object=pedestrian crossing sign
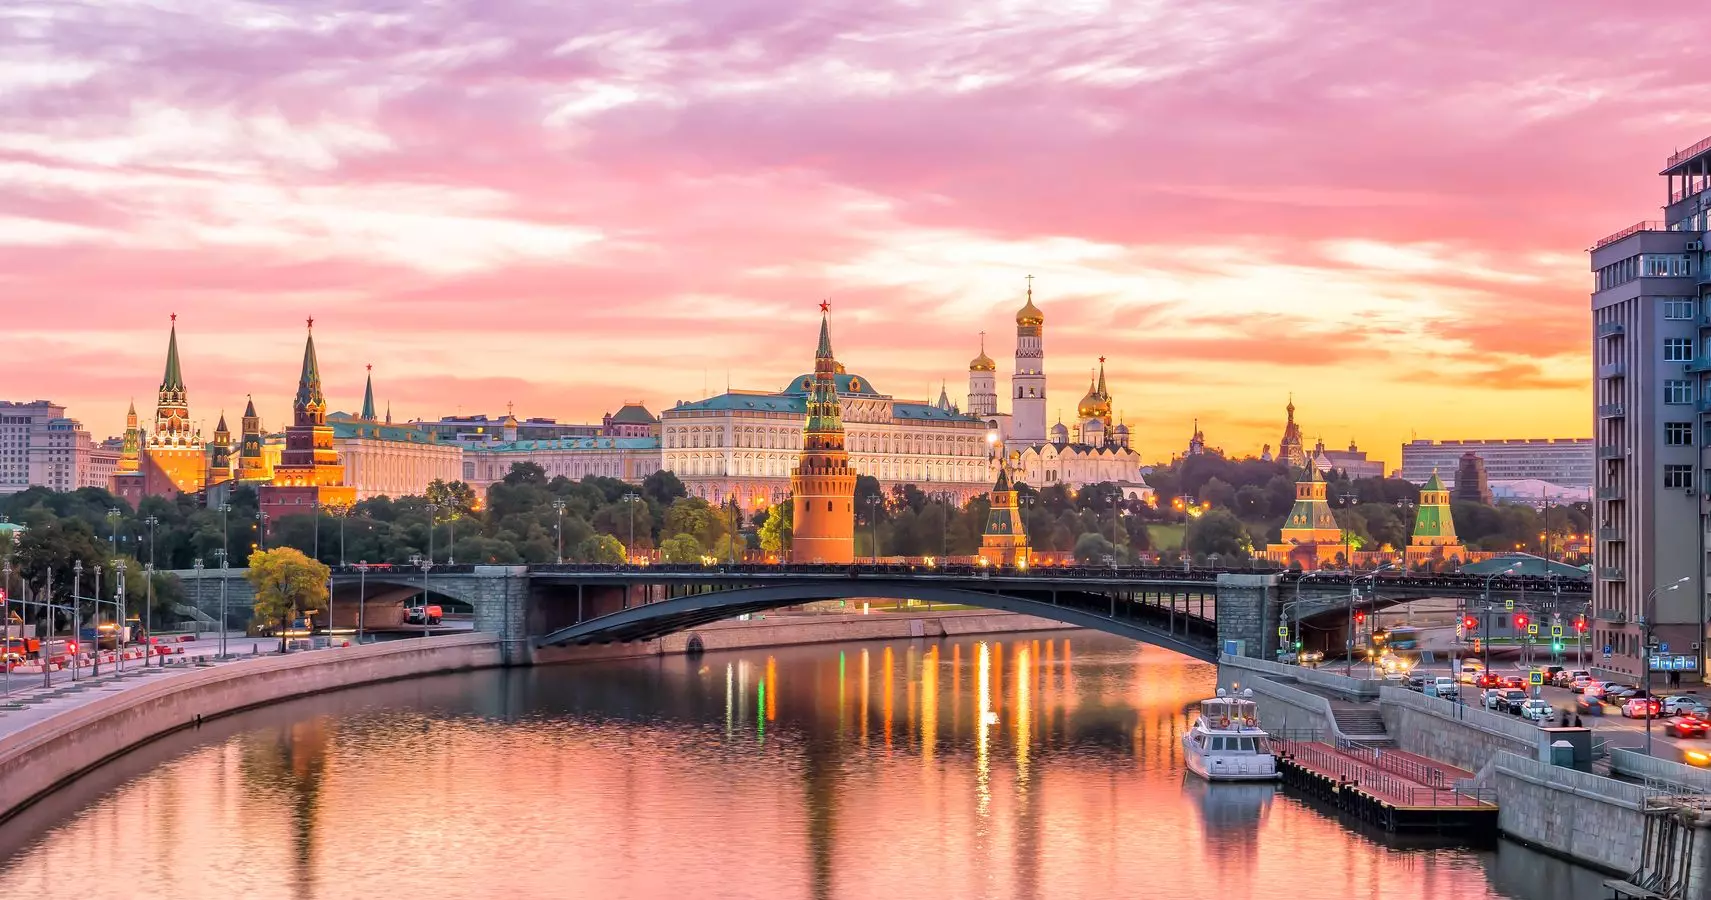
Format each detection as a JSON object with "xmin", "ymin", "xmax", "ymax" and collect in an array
[
  {"xmin": 1550, "ymin": 624, "xmax": 1562, "ymax": 638},
  {"xmin": 1505, "ymin": 598, "xmax": 1514, "ymax": 611},
  {"xmin": 1527, "ymin": 624, "xmax": 1539, "ymax": 635}
]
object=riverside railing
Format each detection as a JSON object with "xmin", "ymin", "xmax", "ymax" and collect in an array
[{"xmin": 1277, "ymin": 738, "xmax": 1494, "ymax": 807}]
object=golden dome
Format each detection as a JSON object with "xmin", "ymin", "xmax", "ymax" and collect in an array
[
  {"xmin": 1016, "ymin": 294, "xmax": 1044, "ymax": 327},
  {"xmin": 970, "ymin": 350, "xmax": 996, "ymax": 372},
  {"xmin": 1077, "ymin": 382, "xmax": 1110, "ymax": 420}
]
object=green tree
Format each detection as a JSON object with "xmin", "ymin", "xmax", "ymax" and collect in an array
[
  {"xmin": 663, "ymin": 498, "xmax": 729, "ymax": 550},
  {"xmin": 1185, "ymin": 509, "xmax": 1253, "ymax": 558},
  {"xmin": 425, "ymin": 479, "xmax": 478, "ymax": 517},
  {"xmin": 574, "ymin": 534, "xmax": 625, "ymax": 564},
  {"xmin": 759, "ymin": 502, "xmax": 793, "ymax": 555},
  {"xmin": 710, "ymin": 533, "xmax": 745, "ymax": 564},
  {"xmin": 658, "ymin": 533, "xmax": 704, "ymax": 564},
  {"xmin": 641, "ymin": 470, "xmax": 687, "ymax": 507},
  {"xmin": 244, "ymin": 547, "xmax": 330, "ymax": 651},
  {"xmin": 1073, "ymin": 532, "xmax": 1116, "ymax": 563},
  {"xmin": 502, "ymin": 462, "xmax": 549, "ymax": 487}
]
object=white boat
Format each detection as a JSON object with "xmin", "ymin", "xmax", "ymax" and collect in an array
[{"xmin": 1182, "ymin": 688, "xmax": 1279, "ymax": 782}]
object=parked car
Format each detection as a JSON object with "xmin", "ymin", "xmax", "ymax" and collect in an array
[
  {"xmin": 1520, "ymin": 699, "xmax": 1555, "ymax": 721},
  {"xmin": 1405, "ymin": 674, "xmax": 1426, "ymax": 692},
  {"xmin": 1559, "ymin": 669, "xmax": 1591, "ymax": 688},
  {"xmin": 1433, "ymin": 677, "xmax": 1460, "ymax": 700},
  {"xmin": 1622, "ymin": 697, "xmax": 1662, "ymax": 719},
  {"xmin": 1571, "ymin": 676, "xmax": 1596, "ymax": 694},
  {"xmin": 1483, "ymin": 688, "xmax": 1507, "ymax": 710},
  {"xmin": 1501, "ymin": 689, "xmax": 1529, "ymax": 714},
  {"xmin": 1668, "ymin": 716, "xmax": 1710, "ymax": 739}
]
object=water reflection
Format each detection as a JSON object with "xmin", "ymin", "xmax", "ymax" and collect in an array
[{"xmin": 0, "ymin": 632, "xmax": 1606, "ymax": 900}]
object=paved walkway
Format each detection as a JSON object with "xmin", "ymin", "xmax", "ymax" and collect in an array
[{"xmin": 0, "ymin": 637, "xmax": 275, "ymax": 741}]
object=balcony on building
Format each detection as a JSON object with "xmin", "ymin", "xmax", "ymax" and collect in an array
[
  {"xmin": 1597, "ymin": 403, "xmax": 1626, "ymax": 418},
  {"xmin": 1597, "ymin": 526, "xmax": 1624, "ymax": 542},
  {"xmin": 1596, "ymin": 606, "xmax": 1629, "ymax": 623},
  {"xmin": 1689, "ymin": 358, "xmax": 1711, "ymax": 375},
  {"xmin": 1596, "ymin": 321, "xmax": 1626, "ymax": 338},
  {"xmin": 1697, "ymin": 398, "xmax": 1711, "ymax": 416},
  {"xmin": 1598, "ymin": 445, "xmax": 1625, "ymax": 460},
  {"xmin": 1597, "ymin": 484, "xmax": 1623, "ymax": 501},
  {"xmin": 1598, "ymin": 567, "xmax": 1626, "ymax": 581},
  {"xmin": 1597, "ymin": 362, "xmax": 1627, "ymax": 379}
]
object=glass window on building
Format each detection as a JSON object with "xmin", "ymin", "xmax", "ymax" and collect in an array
[
  {"xmin": 1643, "ymin": 254, "xmax": 1697, "ymax": 278},
  {"xmin": 1665, "ymin": 380, "xmax": 1694, "ymax": 404},
  {"xmin": 1664, "ymin": 464, "xmax": 1694, "ymax": 490},
  {"xmin": 1666, "ymin": 338, "xmax": 1695, "ymax": 361},
  {"xmin": 1667, "ymin": 422, "xmax": 1694, "ymax": 445},
  {"xmin": 1663, "ymin": 298, "xmax": 1696, "ymax": 318}
]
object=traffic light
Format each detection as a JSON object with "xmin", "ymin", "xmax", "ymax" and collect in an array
[
  {"xmin": 1355, "ymin": 611, "xmax": 1366, "ymax": 625},
  {"xmin": 1514, "ymin": 614, "xmax": 1530, "ymax": 630},
  {"xmin": 1552, "ymin": 641, "xmax": 1565, "ymax": 653},
  {"xmin": 1294, "ymin": 641, "xmax": 1303, "ymax": 650},
  {"xmin": 1574, "ymin": 617, "xmax": 1587, "ymax": 633},
  {"xmin": 1463, "ymin": 615, "xmax": 1478, "ymax": 631}
]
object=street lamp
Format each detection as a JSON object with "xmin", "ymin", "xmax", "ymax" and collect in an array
[
  {"xmin": 112, "ymin": 560, "xmax": 126, "ymax": 674},
  {"xmin": 213, "ymin": 550, "xmax": 229, "ymax": 659},
  {"xmin": 353, "ymin": 560, "xmax": 369, "ymax": 644},
  {"xmin": 91, "ymin": 564, "xmax": 102, "ymax": 677},
  {"xmin": 622, "ymin": 493, "xmax": 642, "ymax": 564},
  {"xmin": 143, "ymin": 514, "xmax": 158, "ymax": 666},
  {"xmin": 1642, "ymin": 576, "xmax": 1691, "ymax": 756},
  {"xmin": 552, "ymin": 499, "xmax": 567, "ymax": 564},
  {"xmin": 411, "ymin": 552, "xmax": 431, "ymax": 640},
  {"xmin": 256, "ymin": 509, "xmax": 268, "ymax": 551},
  {"xmin": 106, "ymin": 508, "xmax": 121, "ymax": 553},
  {"xmin": 1481, "ymin": 563, "xmax": 1522, "ymax": 673},
  {"xmin": 72, "ymin": 560, "xmax": 83, "ymax": 682},
  {"xmin": 864, "ymin": 496, "xmax": 882, "ymax": 564},
  {"xmin": 1347, "ymin": 563, "xmax": 1394, "ymax": 676}
]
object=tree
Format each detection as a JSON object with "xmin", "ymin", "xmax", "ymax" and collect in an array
[
  {"xmin": 663, "ymin": 498, "xmax": 729, "ymax": 550},
  {"xmin": 711, "ymin": 533, "xmax": 745, "ymax": 564},
  {"xmin": 641, "ymin": 470, "xmax": 687, "ymax": 507},
  {"xmin": 658, "ymin": 533, "xmax": 703, "ymax": 564},
  {"xmin": 759, "ymin": 502, "xmax": 793, "ymax": 555},
  {"xmin": 425, "ymin": 479, "xmax": 478, "ymax": 517},
  {"xmin": 245, "ymin": 547, "xmax": 330, "ymax": 651},
  {"xmin": 502, "ymin": 462, "xmax": 548, "ymax": 486},
  {"xmin": 1185, "ymin": 509, "xmax": 1252, "ymax": 558},
  {"xmin": 574, "ymin": 534, "xmax": 625, "ymax": 564},
  {"xmin": 1073, "ymin": 532, "xmax": 1116, "ymax": 564}
]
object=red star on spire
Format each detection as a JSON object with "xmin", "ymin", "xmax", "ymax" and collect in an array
[
  {"xmin": 819, "ymin": 299, "xmax": 830, "ymax": 314},
  {"xmin": 307, "ymin": 316, "xmax": 314, "ymax": 330},
  {"xmin": 170, "ymin": 312, "xmax": 177, "ymax": 323},
  {"xmin": 1099, "ymin": 356, "xmax": 1106, "ymax": 364}
]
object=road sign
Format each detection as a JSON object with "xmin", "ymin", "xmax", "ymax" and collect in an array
[
  {"xmin": 1551, "ymin": 625, "xmax": 1563, "ymax": 638},
  {"xmin": 1604, "ymin": 645, "xmax": 1613, "ymax": 655},
  {"xmin": 1662, "ymin": 643, "xmax": 1671, "ymax": 654},
  {"xmin": 1529, "ymin": 671, "xmax": 1544, "ymax": 686},
  {"xmin": 1505, "ymin": 598, "xmax": 1514, "ymax": 611},
  {"xmin": 1527, "ymin": 624, "xmax": 1539, "ymax": 635},
  {"xmin": 1278, "ymin": 626, "xmax": 1289, "ymax": 638}
]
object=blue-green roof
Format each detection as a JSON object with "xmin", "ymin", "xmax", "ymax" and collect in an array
[
  {"xmin": 477, "ymin": 437, "xmax": 660, "ymax": 453},
  {"xmin": 671, "ymin": 392, "xmax": 979, "ymax": 423},
  {"xmin": 1460, "ymin": 554, "xmax": 1589, "ymax": 579},
  {"xmin": 782, "ymin": 373, "xmax": 882, "ymax": 397},
  {"xmin": 894, "ymin": 402, "xmax": 979, "ymax": 421},
  {"xmin": 329, "ymin": 418, "xmax": 444, "ymax": 444}
]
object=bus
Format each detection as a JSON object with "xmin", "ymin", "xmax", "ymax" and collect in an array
[{"xmin": 1371, "ymin": 625, "xmax": 1421, "ymax": 655}]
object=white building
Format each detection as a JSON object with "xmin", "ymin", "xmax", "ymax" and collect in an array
[
  {"xmin": 464, "ymin": 436, "xmax": 663, "ymax": 492},
  {"xmin": 0, "ymin": 401, "xmax": 103, "ymax": 494},
  {"xmin": 1398, "ymin": 439, "xmax": 1593, "ymax": 489}
]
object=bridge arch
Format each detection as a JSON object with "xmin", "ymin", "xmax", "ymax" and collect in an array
[{"xmin": 536, "ymin": 581, "xmax": 1217, "ymax": 661}]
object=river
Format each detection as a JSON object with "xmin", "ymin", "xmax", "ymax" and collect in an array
[{"xmin": 0, "ymin": 632, "xmax": 1609, "ymax": 899}]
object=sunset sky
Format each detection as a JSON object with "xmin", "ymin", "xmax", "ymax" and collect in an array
[{"xmin": 5, "ymin": 0, "xmax": 1709, "ymax": 471}]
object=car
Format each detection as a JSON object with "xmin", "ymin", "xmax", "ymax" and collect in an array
[
  {"xmin": 1540, "ymin": 666, "xmax": 1565, "ymax": 685},
  {"xmin": 1406, "ymin": 674, "xmax": 1426, "ymax": 692},
  {"xmin": 1676, "ymin": 701, "xmax": 1711, "ymax": 720},
  {"xmin": 1520, "ymin": 699, "xmax": 1554, "ymax": 721},
  {"xmin": 1668, "ymin": 716, "xmax": 1710, "ymax": 739},
  {"xmin": 1663, "ymin": 695, "xmax": 1706, "ymax": 716},
  {"xmin": 1483, "ymin": 688, "xmax": 1507, "ymax": 709},
  {"xmin": 1500, "ymin": 676, "xmax": 1527, "ymax": 690},
  {"xmin": 1622, "ymin": 697, "xmax": 1662, "ymax": 719},
  {"xmin": 1559, "ymin": 669, "xmax": 1591, "ymax": 688},
  {"xmin": 1501, "ymin": 689, "xmax": 1529, "ymax": 714},
  {"xmin": 1571, "ymin": 676, "xmax": 1595, "ymax": 693},
  {"xmin": 1575, "ymin": 694, "xmax": 1607, "ymax": 716},
  {"xmin": 1476, "ymin": 672, "xmax": 1502, "ymax": 689},
  {"xmin": 1684, "ymin": 748, "xmax": 1711, "ymax": 768},
  {"xmin": 1433, "ymin": 677, "xmax": 1460, "ymax": 700}
]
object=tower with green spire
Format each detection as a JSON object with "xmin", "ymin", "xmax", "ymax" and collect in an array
[
  {"xmin": 207, "ymin": 412, "xmax": 233, "ymax": 486},
  {"xmin": 361, "ymin": 364, "xmax": 377, "ymax": 421},
  {"xmin": 117, "ymin": 399, "xmax": 140, "ymax": 474},
  {"xmin": 262, "ymin": 318, "xmax": 356, "ymax": 535},
  {"xmin": 1406, "ymin": 469, "xmax": 1466, "ymax": 569},
  {"xmin": 1268, "ymin": 463, "xmax": 1346, "ymax": 567},
  {"xmin": 151, "ymin": 314, "xmax": 196, "ymax": 447},
  {"xmin": 980, "ymin": 449, "xmax": 1030, "ymax": 567},
  {"xmin": 790, "ymin": 304, "xmax": 856, "ymax": 564},
  {"xmin": 237, "ymin": 395, "xmax": 269, "ymax": 482}
]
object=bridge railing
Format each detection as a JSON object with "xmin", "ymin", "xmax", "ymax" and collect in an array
[
  {"xmin": 515, "ymin": 561, "xmax": 1236, "ymax": 581},
  {"xmin": 332, "ymin": 564, "xmax": 478, "ymax": 576}
]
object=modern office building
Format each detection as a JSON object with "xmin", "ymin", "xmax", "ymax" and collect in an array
[
  {"xmin": 1589, "ymin": 133, "xmax": 1711, "ymax": 680},
  {"xmin": 1398, "ymin": 439, "xmax": 1594, "ymax": 489}
]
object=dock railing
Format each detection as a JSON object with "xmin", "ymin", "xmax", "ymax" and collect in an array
[{"xmin": 1277, "ymin": 737, "xmax": 1494, "ymax": 808}]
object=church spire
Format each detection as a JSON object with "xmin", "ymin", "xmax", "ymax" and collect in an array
[
  {"xmin": 161, "ymin": 314, "xmax": 185, "ymax": 393},
  {"xmin": 1096, "ymin": 356, "xmax": 1108, "ymax": 399},
  {"xmin": 816, "ymin": 301, "xmax": 834, "ymax": 360},
  {"xmin": 361, "ymin": 364, "xmax": 377, "ymax": 420},
  {"xmin": 293, "ymin": 317, "xmax": 325, "ymax": 421}
]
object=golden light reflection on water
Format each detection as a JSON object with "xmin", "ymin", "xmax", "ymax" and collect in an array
[{"xmin": 0, "ymin": 632, "xmax": 1597, "ymax": 900}]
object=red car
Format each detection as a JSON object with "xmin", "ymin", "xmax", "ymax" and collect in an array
[
  {"xmin": 1476, "ymin": 673, "xmax": 1501, "ymax": 688},
  {"xmin": 1669, "ymin": 717, "xmax": 1709, "ymax": 739}
]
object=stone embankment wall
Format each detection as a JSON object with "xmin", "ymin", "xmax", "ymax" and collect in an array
[
  {"xmin": 0, "ymin": 634, "xmax": 501, "ymax": 824},
  {"xmin": 1215, "ymin": 655, "xmax": 1343, "ymax": 739},
  {"xmin": 1379, "ymin": 687, "xmax": 1536, "ymax": 772}
]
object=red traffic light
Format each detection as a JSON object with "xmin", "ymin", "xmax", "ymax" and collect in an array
[
  {"xmin": 1463, "ymin": 616, "xmax": 1478, "ymax": 631},
  {"xmin": 1574, "ymin": 617, "xmax": 1587, "ymax": 633},
  {"xmin": 1514, "ymin": 614, "xmax": 1530, "ymax": 629},
  {"xmin": 1354, "ymin": 611, "xmax": 1366, "ymax": 624}
]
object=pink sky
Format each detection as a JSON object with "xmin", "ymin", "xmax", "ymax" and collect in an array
[{"xmin": 4, "ymin": 0, "xmax": 1709, "ymax": 471}]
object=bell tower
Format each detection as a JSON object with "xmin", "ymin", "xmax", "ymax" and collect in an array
[{"xmin": 1011, "ymin": 276, "xmax": 1047, "ymax": 443}]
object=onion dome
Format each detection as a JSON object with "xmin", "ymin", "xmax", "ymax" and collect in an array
[
  {"xmin": 1050, "ymin": 420, "xmax": 1069, "ymax": 444},
  {"xmin": 1076, "ymin": 372, "xmax": 1111, "ymax": 420},
  {"xmin": 1016, "ymin": 292, "xmax": 1044, "ymax": 328},
  {"xmin": 969, "ymin": 333, "xmax": 996, "ymax": 371}
]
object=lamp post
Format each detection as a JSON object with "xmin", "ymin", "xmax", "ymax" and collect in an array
[
  {"xmin": 622, "ymin": 493, "xmax": 641, "ymax": 564},
  {"xmin": 144, "ymin": 514, "xmax": 158, "ymax": 666},
  {"xmin": 354, "ymin": 561, "xmax": 369, "ymax": 644},
  {"xmin": 864, "ymin": 496, "xmax": 882, "ymax": 564},
  {"xmin": 193, "ymin": 557, "xmax": 205, "ymax": 643},
  {"xmin": 2, "ymin": 560, "xmax": 11, "ymax": 704},
  {"xmin": 112, "ymin": 560, "xmax": 126, "ymax": 674},
  {"xmin": 1642, "ymin": 576, "xmax": 1691, "ymax": 756},
  {"xmin": 46, "ymin": 565, "xmax": 58, "ymax": 688},
  {"xmin": 411, "ymin": 553, "xmax": 431, "ymax": 640},
  {"xmin": 552, "ymin": 499, "xmax": 567, "ymax": 564},
  {"xmin": 71, "ymin": 561, "xmax": 82, "ymax": 683},
  {"xmin": 106, "ymin": 507, "xmax": 121, "ymax": 554},
  {"xmin": 1482, "ymin": 563, "xmax": 1521, "ymax": 672},
  {"xmin": 256, "ymin": 509, "xmax": 268, "ymax": 551},
  {"xmin": 1289, "ymin": 571, "xmax": 1333, "ymax": 663},
  {"xmin": 426, "ymin": 502, "xmax": 440, "ymax": 568},
  {"xmin": 1347, "ymin": 563, "xmax": 1394, "ymax": 676},
  {"xmin": 213, "ymin": 551, "xmax": 229, "ymax": 659},
  {"xmin": 218, "ymin": 503, "xmax": 230, "ymax": 645}
]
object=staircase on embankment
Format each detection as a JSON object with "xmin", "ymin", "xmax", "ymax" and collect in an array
[{"xmin": 1331, "ymin": 705, "xmax": 1396, "ymax": 748}]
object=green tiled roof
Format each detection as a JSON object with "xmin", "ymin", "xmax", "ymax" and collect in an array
[
  {"xmin": 782, "ymin": 372, "xmax": 882, "ymax": 397},
  {"xmin": 672, "ymin": 392, "xmax": 978, "ymax": 423},
  {"xmin": 329, "ymin": 418, "xmax": 444, "ymax": 444},
  {"xmin": 608, "ymin": 403, "xmax": 657, "ymax": 425},
  {"xmin": 477, "ymin": 436, "xmax": 660, "ymax": 452}
]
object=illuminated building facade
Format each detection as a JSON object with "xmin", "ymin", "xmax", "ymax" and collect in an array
[
  {"xmin": 258, "ymin": 322, "xmax": 356, "ymax": 527},
  {"xmin": 113, "ymin": 317, "xmax": 206, "ymax": 504}
]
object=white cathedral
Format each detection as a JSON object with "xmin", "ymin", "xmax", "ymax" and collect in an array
[{"xmin": 964, "ymin": 282, "xmax": 1152, "ymax": 502}]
